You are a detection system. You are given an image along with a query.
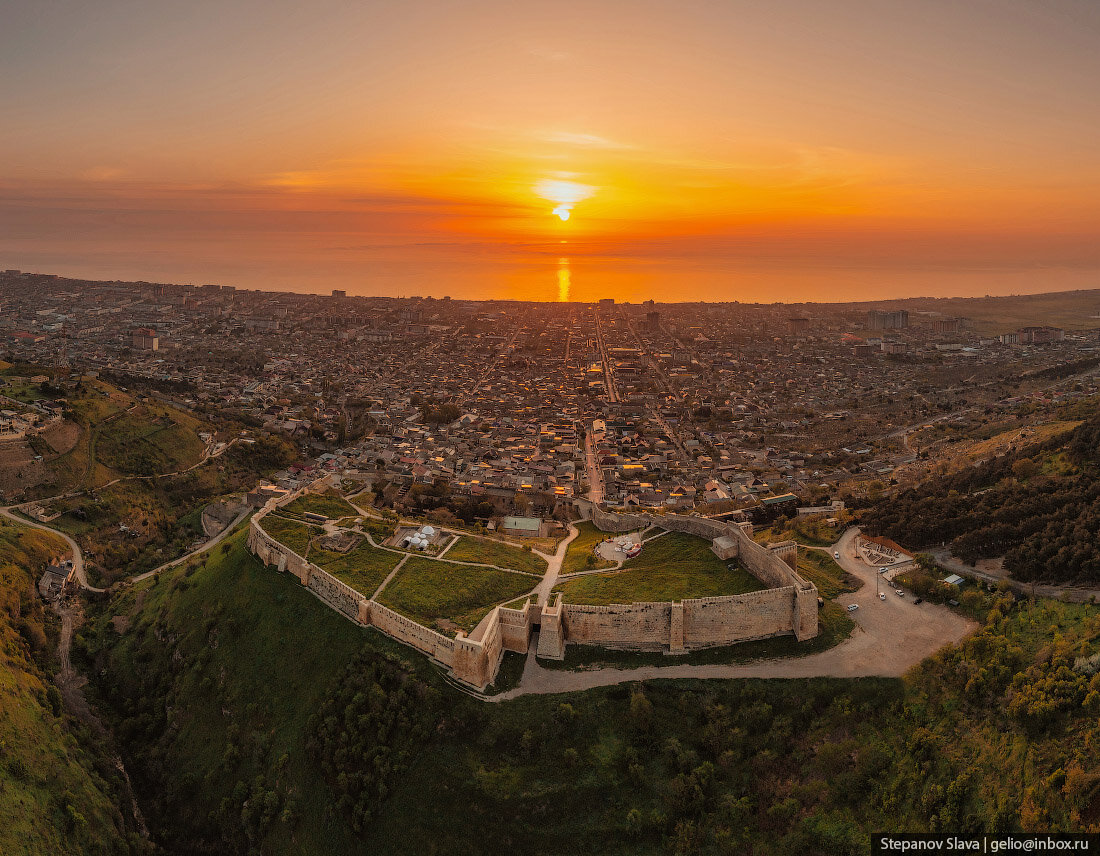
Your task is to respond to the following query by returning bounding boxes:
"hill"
[80,522,1100,854]
[861,408,1100,584]
[0,517,146,856]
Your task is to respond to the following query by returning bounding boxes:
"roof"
[501,516,541,531]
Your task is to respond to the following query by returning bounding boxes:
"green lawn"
[554,531,765,605]
[281,492,356,521]
[312,540,402,597]
[444,535,548,574]
[560,520,617,574]
[796,549,861,600]
[377,557,536,635]
[258,514,320,556]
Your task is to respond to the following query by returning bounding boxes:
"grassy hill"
[0,518,146,856]
[861,408,1100,584]
[74,515,1100,855]
[81,527,371,854]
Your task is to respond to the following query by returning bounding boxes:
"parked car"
[879,593,887,601]
[846,604,859,612]
[834,551,840,559]
[895,589,904,596]
[879,567,888,574]
[914,598,924,604]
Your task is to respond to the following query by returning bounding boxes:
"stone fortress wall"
[245,484,819,690]
[551,503,819,654]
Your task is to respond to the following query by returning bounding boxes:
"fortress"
[247,486,819,691]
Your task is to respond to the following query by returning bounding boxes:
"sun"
[534,177,594,222]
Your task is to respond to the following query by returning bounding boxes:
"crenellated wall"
[246,489,523,690]
[557,504,820,652]
[247,491,819,691]
[563,601,673,650]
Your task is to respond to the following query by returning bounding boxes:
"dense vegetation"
[307,652,441,832]
[46,435,294,586]
[0,519,146,855]
[862,412,1100,583]
[81,530,370,855]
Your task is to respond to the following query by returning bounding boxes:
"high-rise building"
[867,309,909,330]
[788,317,810,334]
[132,328,159,351]
[332,289,347,298]
[599,298,615,308]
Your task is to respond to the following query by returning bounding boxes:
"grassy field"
[280,492,357,521]
[560,520,617,574]
[0,518,143,856]
[1,378,49,403]
[444,535,548,573]
[796,549,862,600]
[376,557,536,635]
[554,531,765,605]
[312,540,402,597]
[95,405,208,476]
[257,515,320,556]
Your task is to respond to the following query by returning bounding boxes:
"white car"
[879,593,887,601]
[895,589,904,597]
[846,603,859,612]
[834,551,840,559]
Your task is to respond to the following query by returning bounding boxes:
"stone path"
[371,553,409,600]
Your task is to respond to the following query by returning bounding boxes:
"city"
[4,0,1100,853]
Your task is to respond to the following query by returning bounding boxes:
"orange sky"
[2,1,1099,300]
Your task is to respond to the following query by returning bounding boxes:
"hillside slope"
[0,518,145,856]
[84,525,1100,854]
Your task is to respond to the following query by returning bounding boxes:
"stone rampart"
[553,507,820,652]
[248,491,820,688]
[682,589,796,647]
[249,490,535,688]
[368,600,456,669]
[498,602,534,653]
[562,601,673,651]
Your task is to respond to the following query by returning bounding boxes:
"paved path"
[928,548,1100,603]
[370,553,409,600]
[130,507,252,584]
[490,527,977,699]
[0,505,104,592]
[532,523,579,605]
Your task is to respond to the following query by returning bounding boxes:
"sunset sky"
[2,0,1099,301]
